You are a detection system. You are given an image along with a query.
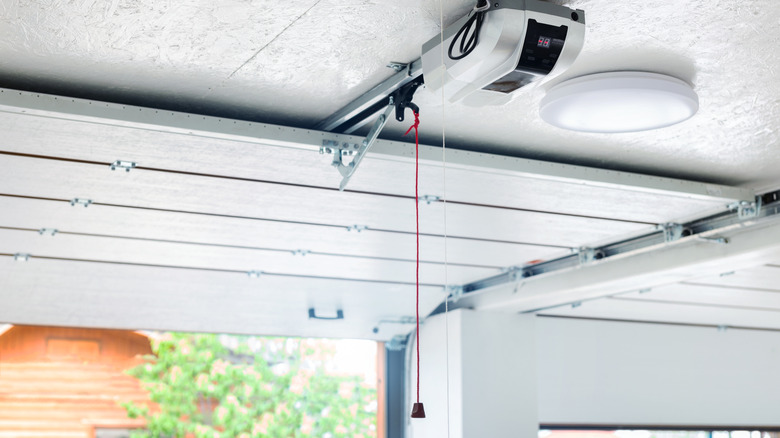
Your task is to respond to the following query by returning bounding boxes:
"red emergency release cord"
[405,112,425,419]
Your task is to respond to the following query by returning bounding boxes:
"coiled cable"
[448,1,489,60]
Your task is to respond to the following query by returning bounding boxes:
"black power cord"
[448,1,489,60]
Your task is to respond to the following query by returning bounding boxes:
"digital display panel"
[537,36,551,48]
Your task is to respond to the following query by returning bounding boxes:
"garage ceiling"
[1,0,779,188]
[0,0,779,338]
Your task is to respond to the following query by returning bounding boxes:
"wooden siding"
[0,325,152,438]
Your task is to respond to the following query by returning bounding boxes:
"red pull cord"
[404,112,422,406]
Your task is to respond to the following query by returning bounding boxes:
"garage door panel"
[0,196,561,269]
[540,297,780,330]
[0,228,496,285]
[685,265,780,292]
[0,154,650,247]
[622,283,780,310]
[0,257,444,340]
[0,111,733,224]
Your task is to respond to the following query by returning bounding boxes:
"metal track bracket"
[729,198,762,220]
[110,160,137,172]
[331,103,395,191]
[660,223,685,242]
[70,198,92,208]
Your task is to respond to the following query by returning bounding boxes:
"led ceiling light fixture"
[540,71,699,133]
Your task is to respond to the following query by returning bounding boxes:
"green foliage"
[122,333,377,438]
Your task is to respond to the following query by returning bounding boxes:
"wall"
[407,309,537,438]
[536,316,780,428]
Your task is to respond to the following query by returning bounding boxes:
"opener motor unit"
[421,0,585,105]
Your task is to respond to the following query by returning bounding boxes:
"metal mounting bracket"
[660,223,685,242]
[331,103,395,191]
[447,285,465,303]
[70,198,92,208]
[291,249,310,257]
[247,270,263,278]
[418,195,440,205]
[386,335,408,351]
[372,316,417,333]
[501,265,525,282]
[327,76,424,191]
[110,160,137,172]
[729,198,762,220]
[346,224,368,233]
[38,228,58,236]
[386,62,408,72]
[577,247,603,264]
[14,253,30,262]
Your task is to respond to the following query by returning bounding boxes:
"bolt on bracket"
[386,62,408,72]
[447,285,465,303]
[331,103,395,191]
[578,247,596,264]
[291,249,311,257]
[110,160,137,172]
[729,197,762,220]
[38,228,58,236]
[14,253,30,262]
[70,198,92,208]
[659,223,685,242]
[346,224,368,233]
[418,195,440,205]
[385,335,408,351]
[247,270,263,278]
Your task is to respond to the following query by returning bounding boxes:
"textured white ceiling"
[3,1,777,190]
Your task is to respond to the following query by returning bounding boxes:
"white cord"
[439,2,451,438]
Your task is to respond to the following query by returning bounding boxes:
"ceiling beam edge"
[0,87,753,204]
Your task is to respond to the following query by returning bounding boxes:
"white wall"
[537,317,780,427]
[407,309,538,438]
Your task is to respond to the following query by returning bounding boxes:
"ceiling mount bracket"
[385,335,408,351]
[577,247,604,265]
[659,223,686,242]
[386,62,408,72]
[447,285,465,303]
[729,198,762,220]
[331,102,395,191]
[330,78,424,191]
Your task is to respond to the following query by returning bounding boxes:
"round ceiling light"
[539,71,699,133]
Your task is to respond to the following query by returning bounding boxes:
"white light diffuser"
[540,71,699,133]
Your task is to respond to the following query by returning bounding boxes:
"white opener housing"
[421,0,585,106]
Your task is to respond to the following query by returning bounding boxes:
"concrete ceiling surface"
[0,1,778,189]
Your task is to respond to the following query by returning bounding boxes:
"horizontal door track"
[431,189,780,315]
